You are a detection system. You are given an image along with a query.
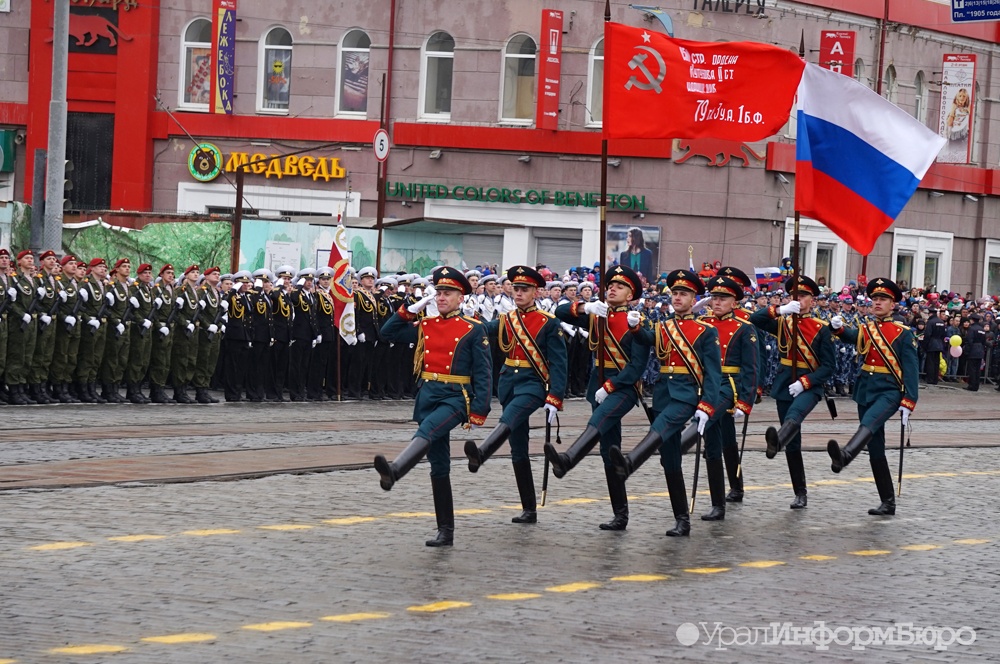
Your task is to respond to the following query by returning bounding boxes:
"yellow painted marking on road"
[800,555,837,561]
[684,567,730,574]
[501,505,526,510]
[927,472,958,477]
[902,473,927,479]
[738,561,786,569]
[107,534,167,542]
[646,491,671,498]
[0,658,17,663]
[242,621,312,632]
[454,509,493,515]
[813,479,851,486]
[964,471,992,475]
[742,485,777,491]
[901,544,940,551]
[323,517,377,525]
[320,612,391,622]
[487,593,542,601]
[141,633,216,644]
[50,644,128,655]
[181,529,241,537]
[546,582,601,593]
[386,511,434,518]
[954,538,991,545]
[257,524,315,531]
[852,477,876,483]
[611,574,670,582]
[554,498,598,505]
[30,541,92,551]
[407,601,472,613]
[849,549,892,556]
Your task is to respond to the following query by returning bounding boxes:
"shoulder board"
[83,278,88,283]
[201,286,207,290]
[537,309,555,319]
[461,315,483,325]
[690,319,711,330]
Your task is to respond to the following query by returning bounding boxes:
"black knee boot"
[701,458,726,521]
[609,430,662,480]
[786,448,808,509]
[76,381,95,403]
[663,468,691,537]
[426,475,455,546]
[511,459,537,523]
[374,436,431,491]
[599,465,629,531]
[868,456,896,516]
[126,382,145,404]
[828,426,873,473]
[765,420,799,459]
[465,423,511,473]
[90,382,107,404]
[722,444,744,502]
[544,425,599,479]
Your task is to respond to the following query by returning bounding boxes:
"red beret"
[59,254,77,266]
[39,250,57,261]
[89,257,107,269]
[113,258,131,271]
[203,266,220,276]
[0,248,9,257]
[16,250,33,261]
[159,264,174,276]
[137,263,152,273]
[184,264,199,275]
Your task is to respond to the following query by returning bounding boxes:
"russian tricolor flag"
[795,63,946,256]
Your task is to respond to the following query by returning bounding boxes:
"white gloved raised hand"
[254,279,263,289]
[346,335,358,346]
[899,406,911,426]
[65,315,77,327]
[105,291,115,304]
[462,301,477,317]
[584,300,609,318]
[88,319,101,330]
[296,278,306,287]
[186,322,195,334]
[159,326,170,336]
[695,409,710,435]
[79,288,89,302]
[154,297,163,309]
[58,290,68,302]
[692,296,711,312]
[627,310,641,327]
[778,300,801,316]
[40,314,52,325]
[208,324,218,334]
[733,408,746,421]
[7,287,15,298]
[142,319,152,329]
[830,315,844,330]
[220,299,229,310]
[407,294,435,314]
[358,332,366,343]
[594,387,609,404]
[116,323,125,336]
[788,380,806,398]
[543,403,559,424]
[129,296,139,308]
[37,286,47,297]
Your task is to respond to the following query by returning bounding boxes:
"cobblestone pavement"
[1,442,997,662]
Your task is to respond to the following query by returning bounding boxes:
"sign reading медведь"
[386,182,649,210]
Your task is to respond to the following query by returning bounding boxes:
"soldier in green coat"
[49,255,84,403]
[170,265,203,404]
[7,250,41,405]
[28,250,61,404]
[192,266,225,403]
[75,258,111,404]
[149,264,178,404]
[99,258,135,403]
[125,263,157,404]
[0,248,11,404]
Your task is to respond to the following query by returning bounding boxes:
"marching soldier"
[0,248,12,404]
[192,266,225,404]
[609,269,721,537]
[465,265,567,525]
[347,266,380,400]
[170,265,203,404]
[75,257,110,404]
[222,271,253,402]
[545,265,650,531]
[7,250,42,404]
[124,263,157,404]
[269,266,294,401]
[246,268,275,402]
[149,264,178,404]
[99,258,135,404]
[309,267,336,401]
[27,250,61,404]
[374,267,492,547]
[384,276,409,400]
[49,255,83,403]
[288,268,318,401]
[827,278,918,516]
[368,277,393,400]
[750,275,836,509]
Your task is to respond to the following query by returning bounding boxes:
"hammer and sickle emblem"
[625,46,666,94]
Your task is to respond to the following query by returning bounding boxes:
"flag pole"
[597,0,611,387]
[790,32,806,383]
[375,73,387,274]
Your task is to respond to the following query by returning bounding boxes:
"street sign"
[373,128,390,163]
[952,0,1000,23]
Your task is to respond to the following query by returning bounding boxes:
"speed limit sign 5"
[373,128,390,162]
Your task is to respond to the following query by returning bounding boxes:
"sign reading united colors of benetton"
[386,181,648,210]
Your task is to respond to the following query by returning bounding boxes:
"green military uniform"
[125,274,157,403]
[148,275,177,403]
[50,265,84,403]
[0,266,11,401]
[192,272,224,403]
[75,266,110,403]
[170,274,202,403]
[98,276,133,403]
[28,265,61,402]
[6,267,40,404]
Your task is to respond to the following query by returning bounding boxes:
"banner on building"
[210,0,237,114]
[607,225,660,286]
[819,31,854,77]
[937,53,976,164]
[536,9,563,130]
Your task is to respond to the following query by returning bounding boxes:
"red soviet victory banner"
[603,22,805,142]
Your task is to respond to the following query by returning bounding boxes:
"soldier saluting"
[374,268,492,547]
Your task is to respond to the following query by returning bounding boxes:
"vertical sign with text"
[818,31,855,77]
[211,0,237,114]
[937,53,976,164]
[536,9,563,130]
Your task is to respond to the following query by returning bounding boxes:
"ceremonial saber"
[737,412,750,479]
[541,416,551,507]
[690,430,703,513]
[897,419,905,497]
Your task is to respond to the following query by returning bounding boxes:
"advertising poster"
[937,54,976,164]
[210,0,237,114]
[607,224,660,287]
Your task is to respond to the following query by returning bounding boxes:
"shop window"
[883,65,897,103]
[259,27,292,113]
[180,18,212,110]
[420,31,454,120]
[338,29,371,115]
[896,252,914,290]
[500,34,536,123]
[891,228,953,292]
[587,38,604,127]
[782,217,848,289]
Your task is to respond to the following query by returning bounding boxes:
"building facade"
[2,0,1000,293]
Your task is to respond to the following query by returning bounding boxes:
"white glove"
[221,325,227,334]
[154,297,163,309]
[409,343,415,349]
[116,323,125,336]
[407,294,434,314]
[22,313,31,324]
[40,314,52,325]
[733,408,745,421]
[425,285,437,299]
[296,278,306,287]
[693,296,711,312]
[159,326,170,336]
[788,380,805,398]
[222,313,229,323]
[358,332,366,343]
[312,338,318,348]
[346,335,358,346]
[830,315,843,330]
[58,290,68,302]
[254,279,263,289]
[142,319,152,329]
[462,301,477,317]
[6,287,15,298]
[579,329,589,339]
[594,387,609,404]
[106,291,115,304]
[186,322,195,334]
[198,299,207,309]
[175,296,184,306]
[79,288,89,302]
[37,286,46,297]
[543,403,559,424]
[65,315,77,327]
[88,319,100,330]
[694,409,710,435]
[584,301,609,317]
[316,334,323,344]
[129,296,139,308]
[899,406,911,426]
[627,310,641,327]
[208,324,218,334]
[778,301,801,316]
[220,299,229,310]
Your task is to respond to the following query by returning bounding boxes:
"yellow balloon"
[939,358,947,375]
[950,334,962,347]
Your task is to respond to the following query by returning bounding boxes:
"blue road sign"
[952,0,1000,22]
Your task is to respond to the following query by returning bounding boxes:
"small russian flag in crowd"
[795,63,946,256]
[754,267,783,289]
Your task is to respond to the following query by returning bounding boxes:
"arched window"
[258,27,292,113]
[500,34,537,123]
[587,38,604,127]
[853,58,866,88]
[420,31,455,119]
[338,29,371,115]
[883,65,897,103]
[180,18,212,109]
[914,71,926,123]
